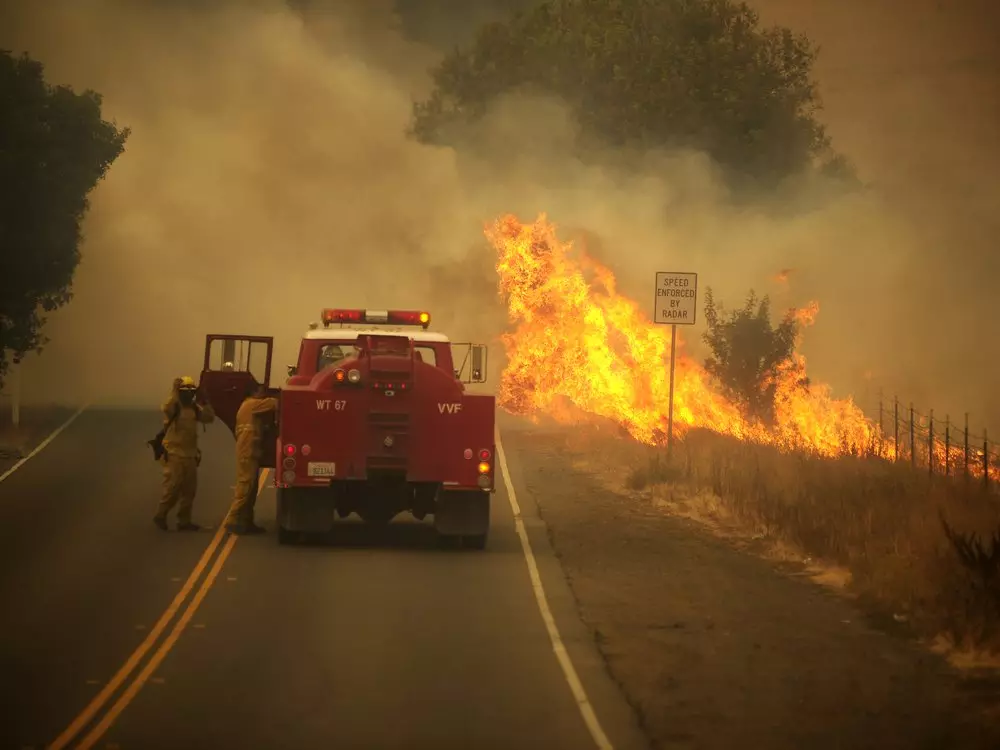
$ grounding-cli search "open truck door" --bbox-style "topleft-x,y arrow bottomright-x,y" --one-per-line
200,334 -> 278,469
451,343 -> 489,384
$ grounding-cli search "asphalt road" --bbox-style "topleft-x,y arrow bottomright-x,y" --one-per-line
0,408 -> 649,750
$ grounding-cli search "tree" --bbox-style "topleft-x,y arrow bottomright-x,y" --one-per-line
410,0 -> 852,188
702,287 -> 806,424
0,51 -> 130,388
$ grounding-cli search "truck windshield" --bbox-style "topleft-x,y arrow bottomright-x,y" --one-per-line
317,343 -> 360,371
316,341 -> 439,371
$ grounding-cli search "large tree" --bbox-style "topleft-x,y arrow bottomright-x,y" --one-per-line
411,0 -> 849,188
0,51 -> 129,388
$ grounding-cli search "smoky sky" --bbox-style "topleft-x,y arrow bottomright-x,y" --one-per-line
1,0 -> 997,434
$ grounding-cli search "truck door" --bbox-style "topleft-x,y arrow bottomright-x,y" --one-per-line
200,334 -> 277,469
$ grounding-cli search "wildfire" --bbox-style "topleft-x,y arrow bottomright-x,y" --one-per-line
485,213 -> 881,457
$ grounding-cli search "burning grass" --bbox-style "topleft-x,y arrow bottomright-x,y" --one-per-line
487,212 -> 1000,660
620,428 -> 1000,658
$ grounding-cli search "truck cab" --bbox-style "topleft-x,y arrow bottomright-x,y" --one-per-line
198,309 -> 495,549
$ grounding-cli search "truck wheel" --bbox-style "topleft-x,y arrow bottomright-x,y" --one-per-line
436,533 -> 459,550
462,534 -> 487,550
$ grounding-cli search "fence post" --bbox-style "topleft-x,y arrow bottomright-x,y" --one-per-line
983,427 -> 990,489
878,389 -> 884,436
945,415 -> 950,477
928,409 -> 934,476
984,428 -> 990,491
893,397 -> 899,462
964,413 -> 970,480
910,403 -> 916,468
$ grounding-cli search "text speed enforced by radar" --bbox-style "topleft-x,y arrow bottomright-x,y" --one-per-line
654,271 -> 698,325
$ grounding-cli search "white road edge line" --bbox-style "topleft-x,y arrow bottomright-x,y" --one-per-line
0,403 -> 90,485
495,427 -> 615,750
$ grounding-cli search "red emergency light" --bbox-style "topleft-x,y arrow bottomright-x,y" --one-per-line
321,309 -> 431,329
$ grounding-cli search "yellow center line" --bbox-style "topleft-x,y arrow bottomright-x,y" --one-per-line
76,532 -> 240,749
48,468 -> 270,750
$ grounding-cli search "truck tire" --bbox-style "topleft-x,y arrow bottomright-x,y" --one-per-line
462,533 -> 487,550
277,524 -> 296,545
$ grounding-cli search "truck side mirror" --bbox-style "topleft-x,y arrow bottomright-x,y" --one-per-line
471,345 -> 487,383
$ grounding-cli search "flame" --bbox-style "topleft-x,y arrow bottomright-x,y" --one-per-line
486,213 -> 882,456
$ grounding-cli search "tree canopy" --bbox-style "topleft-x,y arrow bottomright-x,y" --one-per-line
0,50 -> 129,388
411,0 -> 849,188
702,288 -> 806,424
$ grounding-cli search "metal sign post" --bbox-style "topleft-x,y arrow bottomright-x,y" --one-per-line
653,271 -> 699,457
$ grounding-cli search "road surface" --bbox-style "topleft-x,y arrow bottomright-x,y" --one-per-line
0,408 -> 648,750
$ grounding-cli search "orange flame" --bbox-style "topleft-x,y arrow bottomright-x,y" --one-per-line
486,213 -> 881,456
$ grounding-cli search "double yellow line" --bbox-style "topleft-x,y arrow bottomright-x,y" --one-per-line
49,469 -> 270,750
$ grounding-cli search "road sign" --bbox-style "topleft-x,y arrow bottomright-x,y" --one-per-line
652,271 -> 698,459
654,271 -> 698,326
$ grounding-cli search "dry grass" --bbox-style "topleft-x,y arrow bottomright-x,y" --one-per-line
571,424 -> 1000,661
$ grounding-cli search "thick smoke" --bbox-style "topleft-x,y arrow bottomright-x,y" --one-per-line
1,0 -> 997,433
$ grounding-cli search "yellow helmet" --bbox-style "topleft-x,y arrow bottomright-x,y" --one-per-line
178,375 -> 197,390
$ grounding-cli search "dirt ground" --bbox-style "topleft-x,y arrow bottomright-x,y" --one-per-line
506,423 -> 1000,750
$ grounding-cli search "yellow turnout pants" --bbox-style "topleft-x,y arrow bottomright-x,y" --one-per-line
224,458 -> 259,527
156,455 -> 198,524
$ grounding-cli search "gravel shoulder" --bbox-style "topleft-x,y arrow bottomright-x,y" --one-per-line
0,404 -> 77,474
505,422 -> 1000,750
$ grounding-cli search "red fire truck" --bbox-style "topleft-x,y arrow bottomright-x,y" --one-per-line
199,309 -> 495,549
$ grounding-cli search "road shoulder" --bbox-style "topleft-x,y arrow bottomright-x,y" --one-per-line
0,403 -> 80,474
506,423 -> 1000,750
499,426 -> 651,750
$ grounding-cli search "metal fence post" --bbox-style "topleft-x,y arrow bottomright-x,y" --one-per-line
964,413 -> 970,479
893,397 -> 899,462
984,429 -> 990,491
945,415 -> 950,477
878,389 -> 884,436
928,409 -> 934,476
910,403 -> 916,468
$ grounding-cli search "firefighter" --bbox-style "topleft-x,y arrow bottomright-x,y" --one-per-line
154,376 -> 216,531
223,383 -> 279,535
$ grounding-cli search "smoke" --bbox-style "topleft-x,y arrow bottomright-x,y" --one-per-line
1,0 -> 997,434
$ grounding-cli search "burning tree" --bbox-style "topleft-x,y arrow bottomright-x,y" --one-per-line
410,0 -> 854,189
702,288 -> 809,425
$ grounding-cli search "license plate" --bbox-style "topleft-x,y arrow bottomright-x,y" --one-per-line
307,462 -> 336,477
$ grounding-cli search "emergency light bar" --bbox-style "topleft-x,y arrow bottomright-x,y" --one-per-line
321,308 -> 431,329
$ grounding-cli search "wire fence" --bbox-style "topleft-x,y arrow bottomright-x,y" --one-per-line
872,391 -> 1000,491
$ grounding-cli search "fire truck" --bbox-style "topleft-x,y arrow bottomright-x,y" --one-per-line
199,309 -> 495,549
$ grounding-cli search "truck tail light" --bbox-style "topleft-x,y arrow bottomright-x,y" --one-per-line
372,381 -> 407,390
477,461 -> 491,475
478,448 -> 491,461
284,444 -> 296,456
283,457 -> 296,470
